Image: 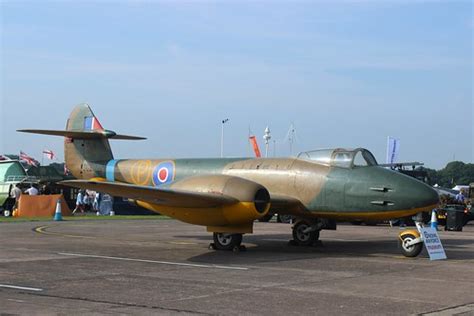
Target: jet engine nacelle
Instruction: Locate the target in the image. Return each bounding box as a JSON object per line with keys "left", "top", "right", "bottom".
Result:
{"left": 170, "top": 174, "right": 271, "bottom": 223}
{"left": 132, "top": 174, "right": 271, "bottom": 231}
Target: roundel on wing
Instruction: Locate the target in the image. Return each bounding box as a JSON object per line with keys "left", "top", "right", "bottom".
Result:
{"left": 152, "top": 161, "right": 175, "bottom": 186}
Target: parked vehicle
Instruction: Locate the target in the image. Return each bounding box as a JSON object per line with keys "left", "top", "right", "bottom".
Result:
{"left": 438, "top": 204, "right": 474, "bottom": 227}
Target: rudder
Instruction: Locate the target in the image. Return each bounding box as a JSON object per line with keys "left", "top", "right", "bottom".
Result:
{"left": 65, "top": 103, "right": 112, "bottom": 179}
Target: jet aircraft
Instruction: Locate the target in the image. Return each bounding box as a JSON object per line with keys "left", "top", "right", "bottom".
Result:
{"left": 19, "top": 104, "right": 439, "bottom": 257}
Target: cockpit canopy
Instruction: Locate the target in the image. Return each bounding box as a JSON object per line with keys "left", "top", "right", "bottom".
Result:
{"left": 297, "top": 148, "right": 378, "bottom": 168}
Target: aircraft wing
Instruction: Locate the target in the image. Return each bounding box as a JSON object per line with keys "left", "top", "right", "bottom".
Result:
{"left": 59, "top": 180, "right": 238, "bottom": 208}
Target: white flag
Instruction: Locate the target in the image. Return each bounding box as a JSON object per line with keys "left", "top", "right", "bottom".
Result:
{"left": 43, "top": 149, "right": 55, "bottom": 160}
{"left": 386, "top": 137, "right": 400, "bottom": 164}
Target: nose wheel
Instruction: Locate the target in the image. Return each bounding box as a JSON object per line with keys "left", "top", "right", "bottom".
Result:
{"left": 399, "top": 232, "right": 423, "bottom": 257}
{"left": 210, "top": 233, "right": 244, "bottom": 252}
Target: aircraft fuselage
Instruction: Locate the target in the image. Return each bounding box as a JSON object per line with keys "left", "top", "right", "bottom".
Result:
{"left": 101, "top": 157, "right": 438, "bottom": 221}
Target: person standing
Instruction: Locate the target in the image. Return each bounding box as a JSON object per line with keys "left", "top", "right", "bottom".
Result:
{"left": 41, "top": 184, "right": 52, "bottom": 195}
{"left": 10, "top": 184, "right": 22, "bottom": 211}
{"left": 25, "top": 185, "right": 39, "bottom": 196}
{"left": 93, "top": 192, "right": 101, "bottom": 213}
{"left": 455, "top": 190, "right": 465, "bottom": 204}
{"left": 72, "top": 190, "right": 85, "bottom": 214}
{"left": 83, "top": 191, "right": 90, "bottom": 211}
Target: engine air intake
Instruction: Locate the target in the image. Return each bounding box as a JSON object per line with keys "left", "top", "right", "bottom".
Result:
{"left": 254, "top": 188, "right": 270, "bottom": 213}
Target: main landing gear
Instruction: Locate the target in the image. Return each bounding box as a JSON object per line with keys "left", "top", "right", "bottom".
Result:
{"left": 209, "top": 233, "right": 246, "bottom": 252}
{"left": 290, "top": 219, "right": 323, "bottom": 247}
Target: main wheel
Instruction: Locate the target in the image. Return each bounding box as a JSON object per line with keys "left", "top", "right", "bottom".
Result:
{"left": 399, "top": 233, "right": 423, "bottom": 257}
{"left": 213, "top": 233, "right": 243, "bottom": 251}
{"left": 292, "top": 221, "right": 320, "bottom": 246}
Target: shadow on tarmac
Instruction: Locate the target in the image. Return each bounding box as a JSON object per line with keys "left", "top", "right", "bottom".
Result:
{"left": 172, "top": 233, "right": 474, "bottom": 265}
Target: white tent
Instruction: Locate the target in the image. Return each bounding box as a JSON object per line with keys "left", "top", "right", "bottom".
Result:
{"left": 452, "top": 185, "right": 469, "bottom": 192}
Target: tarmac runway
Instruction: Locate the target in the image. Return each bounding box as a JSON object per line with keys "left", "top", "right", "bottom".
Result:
{"left": 1, "top": 219, "right": 473, "bottom": 315}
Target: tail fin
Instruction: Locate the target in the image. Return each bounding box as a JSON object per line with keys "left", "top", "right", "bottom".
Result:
{"left": 18, "top": 103, "right": 145, "bottom": 179}
{"left": 64, "top": 104, "right": 113, "bottom": 179}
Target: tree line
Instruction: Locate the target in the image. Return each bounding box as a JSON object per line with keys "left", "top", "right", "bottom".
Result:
{"left": 419, "top": 161, "right": 474, "bottom": 187}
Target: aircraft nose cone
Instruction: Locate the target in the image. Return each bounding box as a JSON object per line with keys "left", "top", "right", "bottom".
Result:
{"left": 395, "top": 174, "right": 439, "bottom": 209}
{"left": 412, "top": 181, "right": 439, "bottom": 207}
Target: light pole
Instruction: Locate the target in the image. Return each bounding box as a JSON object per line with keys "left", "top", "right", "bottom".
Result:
{"left": 263, "top": 126, "right": 271, "bottom": 158}
{"left": 221, "top": 118, "right": 229, "bottom": 158}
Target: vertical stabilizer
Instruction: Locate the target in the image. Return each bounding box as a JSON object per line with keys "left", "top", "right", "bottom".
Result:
{"left": 18, "top": 103, "right": 145, "bottom": 180}
{"left": 65, "top": 103, "right": 113, "bottom": 179}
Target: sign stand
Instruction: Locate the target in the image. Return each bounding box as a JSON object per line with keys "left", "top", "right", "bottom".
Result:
{"left": 416, "top": 221, "right": 447, "bottom": 260}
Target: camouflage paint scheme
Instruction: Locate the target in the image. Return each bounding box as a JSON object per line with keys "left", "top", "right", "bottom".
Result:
{"left": 19, "top": 104, "right": 439, "bottom": 235}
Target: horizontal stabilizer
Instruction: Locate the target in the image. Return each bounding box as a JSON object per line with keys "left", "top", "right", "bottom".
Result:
{"left": 59, "top": 180, "right": 238, "bottom": 208}
{"left": 17, "top": 129, "right": 146, "bottom": 140}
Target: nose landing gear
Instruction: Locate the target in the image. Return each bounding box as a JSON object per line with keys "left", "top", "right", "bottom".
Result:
{"left": 399, "top": 215, "right": 426, "bottom": 258}
{"left": 399, "top": 230, "right": 423, "bottom": 257}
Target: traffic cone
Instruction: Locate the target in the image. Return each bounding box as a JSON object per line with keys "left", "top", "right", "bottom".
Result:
{"left": 53, "top": 199, "right": 63, "bottom": 221}
{"left": 430, "top": 209, "right": 438, "bottom": 230}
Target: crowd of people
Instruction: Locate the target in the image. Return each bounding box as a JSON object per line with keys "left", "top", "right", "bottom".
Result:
{"left": 6, "top": 183, "right": 112, "bottom": 216}
{"left": 8, "top": 183, "right": 43, "bottom": 212}
{"left": 72, "top": 190, "right": 101, "bottom": 214}
{"left": 440, "top": 189, "right": 471, "bottom": 207}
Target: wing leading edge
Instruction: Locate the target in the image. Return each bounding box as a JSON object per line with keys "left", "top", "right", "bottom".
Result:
{"left": 59, "top": 180, "right": 239, "bottom": 208}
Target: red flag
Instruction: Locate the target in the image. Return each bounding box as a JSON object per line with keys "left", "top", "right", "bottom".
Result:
{"left": 19, "top": 151, "right": 39, "bottom": 166}
{"left": 249, "top": 136, "right": 261, "bottom": 158}
{"left": 43, "top": 149, "right": 55, "bottom": 160}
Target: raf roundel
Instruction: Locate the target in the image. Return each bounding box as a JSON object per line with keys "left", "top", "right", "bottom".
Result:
{"left": 158, "top": 167, "right": 168, "bottom": 183}
{"left": 152, "top": 161, "right": 175, "bottom": 186}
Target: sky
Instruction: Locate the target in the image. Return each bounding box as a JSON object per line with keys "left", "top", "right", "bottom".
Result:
{"left": 1, "top": 0, "right": 472, "bottom": 169}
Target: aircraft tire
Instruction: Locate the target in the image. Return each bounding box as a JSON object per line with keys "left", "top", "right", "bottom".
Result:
{"left": 292, "top": 221, "right": 320, "bottom": 246}
{"left": 399, "top": 233, "right": 423, "bottom": 257}
{"left": 213, "top": 233, "right": 243, "bottom": 251}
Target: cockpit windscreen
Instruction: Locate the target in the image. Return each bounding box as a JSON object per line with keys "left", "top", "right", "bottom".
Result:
{"left": 297, "top": 148, "right": 378, "bottom": 168}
